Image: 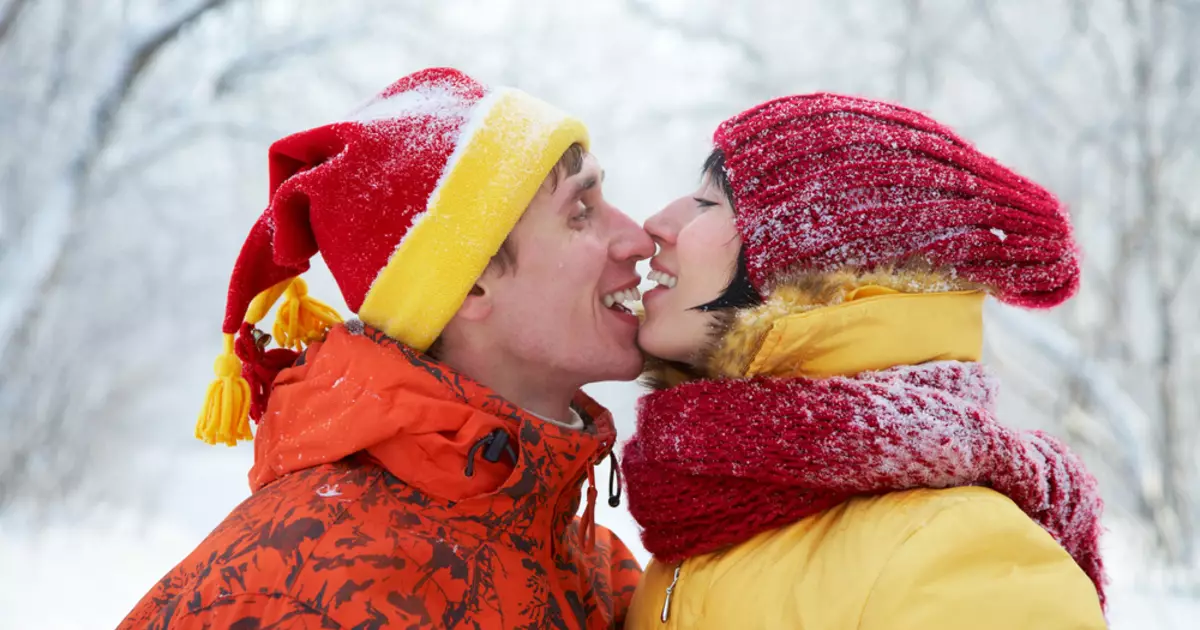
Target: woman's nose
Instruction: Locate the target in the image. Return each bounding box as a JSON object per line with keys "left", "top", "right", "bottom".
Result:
{"left": 643, "top": 201, "right": 686, "bottom": 246}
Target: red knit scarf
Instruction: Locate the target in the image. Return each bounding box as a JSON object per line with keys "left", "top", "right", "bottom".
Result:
{"left": 622, "top": 361, "right": 1106, "bottom": 606}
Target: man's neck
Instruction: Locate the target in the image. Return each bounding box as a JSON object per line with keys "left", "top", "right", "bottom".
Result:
{"left": 496, "top": 381, "right": 575, "bottom": 425}
{"left": 529, "top": 407, "right": 585, "bottom": 430}
{"left": 440, "top": 349, "right": 578, "bottom": 425}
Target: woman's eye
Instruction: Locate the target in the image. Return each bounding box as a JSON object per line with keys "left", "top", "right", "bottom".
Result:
{"left": 693, "top": 197, "right": 718, "bottom": 209}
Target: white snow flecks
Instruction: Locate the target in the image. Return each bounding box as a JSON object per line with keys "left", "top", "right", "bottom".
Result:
{"left": 350, "top": 83, "right": 474, "bottom": 124}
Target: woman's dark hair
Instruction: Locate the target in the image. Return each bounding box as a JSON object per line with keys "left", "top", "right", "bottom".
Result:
{"left": 692, "top": 149, "right": 764, "bottom": 312}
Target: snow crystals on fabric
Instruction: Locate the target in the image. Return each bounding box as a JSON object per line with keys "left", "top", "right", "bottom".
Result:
{"left": 425, "top": 87, "right": 571, "bottom": 250}
{"left": 623, "top": 360, "right": 1107, "bottom": 605}
{"left": 351, "top": 82, "right": 474, "bottom": 124}
{"left": 479, "top": 88, "right": 568, "bottom": 187}
{"left": 713, "top": 93, "right": 1080, "bottom": 309}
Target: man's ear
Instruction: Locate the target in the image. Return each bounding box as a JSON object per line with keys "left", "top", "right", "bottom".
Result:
{"left": 455, "top": 277, "right": 494, "bottom": 322}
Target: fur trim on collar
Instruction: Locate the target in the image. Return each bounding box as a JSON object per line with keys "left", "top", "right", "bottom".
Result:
{"left": 641, "top": 266, "right": 981, "bottom": 389}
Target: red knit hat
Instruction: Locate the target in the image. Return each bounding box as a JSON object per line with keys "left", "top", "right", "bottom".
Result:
{"left": 713, "top": 93, "right": 1079, "bottom": 308}
{"left": 196, "top": 67, "right": 589, "bottom": 446}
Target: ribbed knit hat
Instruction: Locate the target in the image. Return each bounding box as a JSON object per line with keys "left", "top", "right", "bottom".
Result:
{"left": 713, "top": 93, "right": 1079, "bottom": 308}
{"left": 197, "top": 67, "right": 588, "bottom": 446}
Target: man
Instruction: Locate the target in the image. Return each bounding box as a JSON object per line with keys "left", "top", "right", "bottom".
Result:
{"left": 119, "top": 67, "right": 652, "bottom": 629}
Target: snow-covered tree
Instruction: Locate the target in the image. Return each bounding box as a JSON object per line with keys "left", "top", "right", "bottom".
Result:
{"left": 2, "top": 0, "right": 1196, "bottom": 604}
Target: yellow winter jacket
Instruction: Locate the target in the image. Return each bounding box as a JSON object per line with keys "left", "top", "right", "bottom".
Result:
{"left": 627, "top": 486, "right": 1105, "bottom": 629}
{"left": 626, "top": 281, "right": 1106, "bottom": 630}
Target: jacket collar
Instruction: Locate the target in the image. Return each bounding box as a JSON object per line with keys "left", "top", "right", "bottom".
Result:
{"left": 251, "top": 323, "right": 616, "bottom": 532}
{"left": 645, "top": 272, "right": 985, "bottom": 388}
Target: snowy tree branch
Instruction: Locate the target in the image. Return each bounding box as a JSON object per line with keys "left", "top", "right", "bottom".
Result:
{"left": 97, "top": 23, "right": 361, "bottom": 198}
{"left": 1161, "top": 6, "right": 1198, "bottom": 159}
{"left": 40, "top": 0, "right": 81, "bottom": 111}
{"left": 212, "top": 32, "right": 344, "bottom": 97}
{"left": 0, "top": 0, "right": 29, "bottom": 45}
{"left": 89, "top": 0, "right": 237, "bottom": 162}
{"left": 974, "top": 0, "right": 1082, "bottom": 131}
{"left": 0, "top": 0, "right": 239, "bottom": 360}
{"left": 95, "top": 117, "right": 283, "bottom": 198}
{"left": 1173, "top": 210, "right": 1200, "bottom": 297}
{"left": 1082, "top": 10, "right": 1132, "bottom": 105}
{"left": 622, "top": 0, "right": 767, "bottom": 70}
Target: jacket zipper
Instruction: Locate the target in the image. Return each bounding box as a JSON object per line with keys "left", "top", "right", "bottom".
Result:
{"left": 660, "top": 563, "right": 682, "bottom": 623}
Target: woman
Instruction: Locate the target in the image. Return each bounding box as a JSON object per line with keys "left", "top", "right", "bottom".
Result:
{"left": 622, "top": 93, "right": 1107, "bottom": 629}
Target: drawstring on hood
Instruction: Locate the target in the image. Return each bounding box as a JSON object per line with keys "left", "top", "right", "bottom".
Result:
{"left": 581, "top": 464, "right": 600, "bottom": 552}
{"left": 608, "top": 451, "right": 622, "bottom": 508}
{"left": 459, "top": 406, "right": 622, "bottom": 551}
{"left": 464, "top": 428, "right": 519, "bottom": 477}
{"left": 459, "top": 409, "right": 621, "bottom": 544}
{"left": 581, "top": 446, "right": 624, "bottom": 551}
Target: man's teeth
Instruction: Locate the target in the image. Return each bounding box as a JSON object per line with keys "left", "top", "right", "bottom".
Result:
{"left": 602, "top": 287, "right": 642, "bottom": 308}
{"left": 647, "top": 269, "right": 678, "bottom": 288}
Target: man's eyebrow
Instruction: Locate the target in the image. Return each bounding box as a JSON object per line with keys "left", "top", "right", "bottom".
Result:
{"left": 571, "top": 174, "right": 600, "bottom": 196}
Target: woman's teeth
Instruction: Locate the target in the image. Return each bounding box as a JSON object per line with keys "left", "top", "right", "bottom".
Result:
{"left": 603, "top": 287, "right": 642, "bottom": 308}
{"left": 601, "top": 271, "right": 675, "bottom": 311}
{"left": 647, "top": 270, "right": 678, "bottom": 288}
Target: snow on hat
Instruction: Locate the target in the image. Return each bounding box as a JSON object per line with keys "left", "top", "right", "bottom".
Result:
{"left": 196, "top": 67, "right": 588, "bottom": 446}
{"left": 713, "top": 93, "right": 1080, "bottom": 308}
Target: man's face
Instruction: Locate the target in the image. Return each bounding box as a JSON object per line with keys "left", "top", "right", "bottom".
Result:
{"left": 480, "top": 153, "right": 654, "bottom": 387}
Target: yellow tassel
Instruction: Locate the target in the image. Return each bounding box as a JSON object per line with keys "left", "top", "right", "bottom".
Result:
{"left": 245, "top": 279, "right": 292, "bottom": 326}
{"left": 273, "top": 277, "right": 342, "bottom": 350}
{"left": 194, "top": 333, "right": 253, "bottom": 446}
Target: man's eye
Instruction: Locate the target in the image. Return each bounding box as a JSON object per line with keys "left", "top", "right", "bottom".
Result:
{"left": 572, "top": 203, "right": 594, "bottom": 221}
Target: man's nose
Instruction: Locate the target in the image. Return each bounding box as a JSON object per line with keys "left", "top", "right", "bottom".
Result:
{"left": 608, "top": 208, "right": 656, "bottom": 262}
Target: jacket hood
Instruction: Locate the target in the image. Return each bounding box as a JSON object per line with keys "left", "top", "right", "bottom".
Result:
{"left": 251, "top": 322, "right": 617, "bottom": 524}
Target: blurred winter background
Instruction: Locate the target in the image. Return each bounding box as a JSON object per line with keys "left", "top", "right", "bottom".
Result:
{"left": 1, "top": 0, "right": 1197, "bottom": 627}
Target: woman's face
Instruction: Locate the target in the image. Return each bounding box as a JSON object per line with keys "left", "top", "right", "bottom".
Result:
{"left": 639, "top": 176, "right": 742, "bottom": 363}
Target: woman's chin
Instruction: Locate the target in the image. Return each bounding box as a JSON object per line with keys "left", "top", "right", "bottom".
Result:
{"left": 635, "top": 340, "right": 703, "bottom": 389}
{"left": 636, "top": 329, "right": 666, "bottom": 362}
{"left": 636, "top": 326, "right": 686, "bottom": 365}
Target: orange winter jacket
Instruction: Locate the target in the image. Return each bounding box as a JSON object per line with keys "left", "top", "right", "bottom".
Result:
{"left": 119, "top": 324, "right": 641, "bottom": 629}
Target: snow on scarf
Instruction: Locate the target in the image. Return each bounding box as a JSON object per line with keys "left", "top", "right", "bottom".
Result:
{"left": 622, "top": 361, "right": 1106, "bottom": 605}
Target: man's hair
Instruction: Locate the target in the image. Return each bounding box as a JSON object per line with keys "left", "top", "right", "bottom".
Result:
{"left": 426, "top": 143, "right": 587, "bottom": 359}
{"left": 549, "top": 143, "right": 586, "bottom": 192}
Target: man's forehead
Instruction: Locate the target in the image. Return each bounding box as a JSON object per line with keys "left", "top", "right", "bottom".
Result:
{"left": 540, "top": 151, "right": 603, "bottom": 193}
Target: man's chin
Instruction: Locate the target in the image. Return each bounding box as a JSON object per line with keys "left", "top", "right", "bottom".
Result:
{"left": 588, "top": 350, "right": 649, "bottom": 384}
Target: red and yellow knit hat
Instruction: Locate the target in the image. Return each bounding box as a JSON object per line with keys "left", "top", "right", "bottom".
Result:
{"left": 197, "top": 67, "right": 588, "bottom": 446}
